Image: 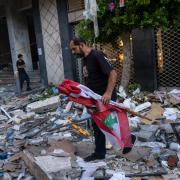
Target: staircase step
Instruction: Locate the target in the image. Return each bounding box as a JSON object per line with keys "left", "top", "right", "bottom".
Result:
{"left": 0, "top": 80, "right": 15, "bottom": 85}
{"left": 27, "top": 71, "right": 40, "bottom": 75}
{"left": 0, "top": 70, "right": 41, "bottom": 88}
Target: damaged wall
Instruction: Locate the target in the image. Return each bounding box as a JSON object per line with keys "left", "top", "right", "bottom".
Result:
{"left": 39, "top": 0, "right": 64, "bottom": 84}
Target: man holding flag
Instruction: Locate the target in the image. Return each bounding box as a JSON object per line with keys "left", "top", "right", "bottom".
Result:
{"left": 70, "top": 37, "right": 118, "bottom": 161}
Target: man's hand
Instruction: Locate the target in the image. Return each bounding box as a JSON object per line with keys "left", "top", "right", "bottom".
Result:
{"left": 102, "top": 92, "right": 112, "bottom": 104}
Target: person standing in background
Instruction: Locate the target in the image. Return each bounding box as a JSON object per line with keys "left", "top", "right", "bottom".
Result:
{"left": 16, "top": 54, "right": 31, "bottom": 91}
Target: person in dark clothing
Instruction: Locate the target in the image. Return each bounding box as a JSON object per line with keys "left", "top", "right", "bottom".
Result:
{"left": 70, "top": 38, "right": 117, "bottom": 162}
{"left": 16, "top": 54, "right": 31, "bottom": 91}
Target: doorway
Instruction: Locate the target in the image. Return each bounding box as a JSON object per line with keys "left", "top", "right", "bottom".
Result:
{"left": 25, "top": 9, "right": 39, "bottom": 70}
{"left": 0, "top": 17, "right": 13, "bottom": 72}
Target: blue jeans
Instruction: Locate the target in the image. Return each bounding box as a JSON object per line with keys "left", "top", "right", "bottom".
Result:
{"left": 19, "top": 72, "right": 30, "bottom": 90}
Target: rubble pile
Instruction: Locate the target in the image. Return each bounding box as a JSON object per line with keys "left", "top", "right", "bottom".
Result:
{"left": 0, "top": 87, "right": 179, "bottom": 180}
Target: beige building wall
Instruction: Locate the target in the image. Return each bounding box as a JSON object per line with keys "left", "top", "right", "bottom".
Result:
{"left": 39, "top": 0, "right": 64, "bottom": 84}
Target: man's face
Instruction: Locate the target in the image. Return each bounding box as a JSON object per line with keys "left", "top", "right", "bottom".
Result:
{"left": 69, "top": 41, "right": 84, "bottom": 58}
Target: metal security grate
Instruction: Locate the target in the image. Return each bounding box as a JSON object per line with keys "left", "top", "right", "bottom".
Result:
{"left": 71, "top": 23, "right": 84, "bottom": 83}
{"left": 156, "top": 28, "right": 180, "bottom": 87}
{"left": 97, "top": 43, "right": 123, "bottom": 86}
{"left": 97, "top": 41, "right": 135, "bottom": 87}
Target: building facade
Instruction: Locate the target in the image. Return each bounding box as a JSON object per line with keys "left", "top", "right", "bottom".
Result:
{"left": 0, "top": 0, "right": 179, "bottom": 92}
{"left": 0, "top": 0, "right": 84, "bottom": 92}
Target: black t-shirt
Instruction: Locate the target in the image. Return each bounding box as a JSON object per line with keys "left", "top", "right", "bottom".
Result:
{"left": 16, "top": 59, "right": 25, "bottom": 73}
{"left": 84, "top": 50, "right": 116, "bottom": 98}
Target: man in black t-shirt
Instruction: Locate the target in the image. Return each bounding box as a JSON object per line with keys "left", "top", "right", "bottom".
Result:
{"left": 16, "top": 54, "right": 31, "bottom": 91}
{"left": 70, "top": 38, "right": 117, "bottom": 161}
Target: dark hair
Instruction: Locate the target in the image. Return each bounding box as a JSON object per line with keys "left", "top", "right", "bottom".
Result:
{"left": 18, "top": 54, "right": 23, "bottom": 58}
{"left": 71, "top": 37, "right": 86, "bottom": 45}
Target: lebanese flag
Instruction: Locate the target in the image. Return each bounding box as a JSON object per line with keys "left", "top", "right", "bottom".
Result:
{"left": 57, "top": 79, "right": 132, "bottom": 149}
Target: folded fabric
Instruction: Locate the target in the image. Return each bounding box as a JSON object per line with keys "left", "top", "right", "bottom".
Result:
{"left": 57, "top": 79, "right": 132, "bottom": 149}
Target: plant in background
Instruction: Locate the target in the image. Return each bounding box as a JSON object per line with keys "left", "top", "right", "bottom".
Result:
{"left": 76, "top": 20, "right": 94, "bottom": 45}
{"left": 128, "top": 83, "right": 141, "bottom": 94}
{"left": 77, "top": 0, "right": 180, "bottom": 90}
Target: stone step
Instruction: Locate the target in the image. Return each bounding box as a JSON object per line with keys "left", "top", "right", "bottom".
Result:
{"left": 0, "top": 83, "right": 44, "bottom": 95}
{"left": 0, "top": 70, "right": 41, "bottom": 85}
{"left": 0, "top": 70, "right": 40, "bottom": 75}
{"left": 0, "top": 73, "right": 40, "bottom": 78}
{"left": 0, "top": 76, "right": 40, "bottom": 80}
{"left": 0, "top": 79, "right": 15, "bottom": 85}
{"left": 0, "top": 79, "right": 41, "bottom": 85}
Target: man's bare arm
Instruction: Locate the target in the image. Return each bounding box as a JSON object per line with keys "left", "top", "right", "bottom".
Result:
{"left": 102, "top": 70, "right": 117, "bottom": 104}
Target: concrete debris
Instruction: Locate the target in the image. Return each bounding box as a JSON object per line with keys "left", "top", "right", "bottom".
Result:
{"left": 117, "top": 86, "right": 127, "bottom": 99}
{"left": 0, "top": 107, "right": 12, "bottom": 119}
{"left": 134, "top": 102, "right": 151, "bottom": 112}
{"left": 134, "top": 125, "right": 159, "bottom": 141}
{"left": 35, "top": 155, "right": 72, "bottom": 173}
{"left": 49, "top": 149, "right": 70, "bottom": 157}
{"left": 163, "top": 108, "right": 180, "bottom": 121}
{"left": 168, "top": 89, "right": 180, "bottom": 105}
{"left": 169, "top": 142, "right": 180, "bottom": 151}
{"left": 0, "top": 87, "right": 179, "bottom": 179}
{"left": 26, "top": 96, "right": 60, "bottom": 112}
{"left": 128, "top": 116, "right": 141, "bottom": 129}
{"left": 76, "top": 156, "right": 106, "bottom": 179}
{"left": 0, "top": 115, "right": 8, "bottom": 121}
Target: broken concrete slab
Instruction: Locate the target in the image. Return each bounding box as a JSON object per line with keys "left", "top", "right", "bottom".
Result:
{"left": 22, "top": 148, "right": 74, "bottom": 180}
{"left": 35, "top": 155, "right": 72, "bottom": 173}
{"left": 22, "top": 150, "right": 51, "bottom": 180}
{"left": 26, "top": 96, "right": 60, "bottom": 112}
{"left": 17, "top": 112, "right": 35, "bottom": 123}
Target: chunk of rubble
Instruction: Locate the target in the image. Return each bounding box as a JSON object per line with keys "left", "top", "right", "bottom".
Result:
{"left": 49, "top": 149, "right": 70, "bottom": 157}
{"left": 134, "top": 125, "right": 159, "bottom": 141}
{"left": 35, "top": 155, "right": 72, "bottom": 173}
{"left": 0, "top": 115, "right": 8, "bottom": 121}
{"left": 134, "top": 102, "right": 151, "bottom": 112}
{"left": 163, "top": 108, "right": 180, "bottom": 121}
{"left": 168, "top": 89, "right": 180, "bottom": 105}
{"left": 26, "top": 96, "right": 60, "bottom": 112}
